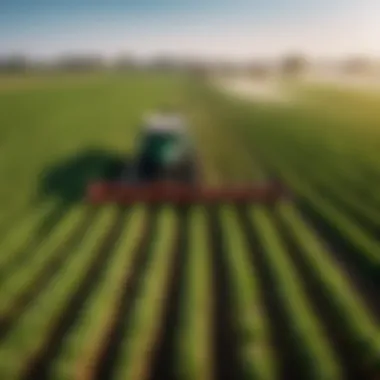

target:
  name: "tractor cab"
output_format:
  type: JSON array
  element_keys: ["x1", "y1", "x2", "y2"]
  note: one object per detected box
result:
[
  {"x1": 132, "y1": 112, "x2": 191, "y2": 182},
  {"x1": 140, "y1": 113, "x2": 186, "y2": 161}
]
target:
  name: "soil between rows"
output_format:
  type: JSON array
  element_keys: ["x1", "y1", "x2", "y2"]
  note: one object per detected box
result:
[
  {"x1": 21, "y1": 208, "x2": 127, "y2": 380},
  {"x1": 271, "y1": 208, "x2": 362, "y2": 379},
  {"x1": 297, "y1": 197, "x2": 380, "y2": 316},
  {"x1": 147, "y1": 206, "x2": 189, "y2": 380},
  {"x1": 0, "y1": 203, "x2": 379, "y2": 380},
  {"x1": 0, "y1": 208, "x2": 96, "y2": 341},
  {"x1": 237, "y1": 205, "x2": 304, "y2": 380},
  {"x1": 92, "y1": 206, "x2": 158, "y2": 380}
]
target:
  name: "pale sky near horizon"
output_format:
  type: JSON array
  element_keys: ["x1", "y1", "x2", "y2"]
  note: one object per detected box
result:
[{"x1": 0, "y1": 0, "x2": 379, "y2": 59}]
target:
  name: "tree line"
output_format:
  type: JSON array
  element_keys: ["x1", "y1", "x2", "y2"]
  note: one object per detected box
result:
[{"x1": 0, "y1": 53, "x2": 376, "y2": 76}]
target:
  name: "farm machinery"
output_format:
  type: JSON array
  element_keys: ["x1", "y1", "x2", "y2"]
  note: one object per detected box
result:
[{"x1": 87, "y1": 109, "x2": 287, "y2": 205}]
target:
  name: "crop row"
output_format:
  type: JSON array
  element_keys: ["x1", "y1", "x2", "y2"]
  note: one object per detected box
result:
[
  {"x1": 0, "y1": 202, "x2": 379, "y2": 380},
  {"x1": 213, "y1": 110, "x2": 380, "y2": 277}
]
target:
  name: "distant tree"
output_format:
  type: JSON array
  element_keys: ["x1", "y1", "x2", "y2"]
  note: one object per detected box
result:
[
  {"x1": 187, "y1": 62, "x2": 211, "y2": 78},
  {"x1": 281, "y1": 54, "x2": 309, "y2": 76},
  {"x1": 215, "y1": 61, "x2": 239, "y2": 76},
  {"x1": 113, "y1": 53, "x2": 137, "y2": 70},
  {"x1": 341, "y1": 57, "x2": 372, "y2": 74},
  {"x1": 147, "y1": 55, "x2": 180, "y2": 71},
  {"x1": 248, "y1": 62, "x2": 271, "y2": 78},
  {"x1": 0, "y1": 55, "x2": 29, "y2": 73},
  {"x1": 55, "y1": 54, "x2": 105, "y2": 72}
]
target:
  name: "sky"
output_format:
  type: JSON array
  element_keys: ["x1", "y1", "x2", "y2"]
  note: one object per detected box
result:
[{"x1": 0, "y1": 0, "x2": 379, "y2": 60}]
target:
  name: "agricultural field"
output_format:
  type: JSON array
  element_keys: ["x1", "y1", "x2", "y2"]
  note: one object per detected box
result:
[{"x1": 0, "y1": 71, "x2": 379, "y2": 380}]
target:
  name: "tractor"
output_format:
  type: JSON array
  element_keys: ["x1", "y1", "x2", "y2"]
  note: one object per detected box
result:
[
  {"x1": 125, "y1": 111, "x2": 198, "y2": 184},
  {"x1": 87, "y1": 108, "x2": 286, "y2": 204}
]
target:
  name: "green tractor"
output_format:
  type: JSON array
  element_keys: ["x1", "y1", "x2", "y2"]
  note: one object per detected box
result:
[
  {"x1": 125, "y1": 110, "x2": 199, "y2": 184},
  {"x1": 87, "y1": 109, "x2": 286, "y2": 205}
]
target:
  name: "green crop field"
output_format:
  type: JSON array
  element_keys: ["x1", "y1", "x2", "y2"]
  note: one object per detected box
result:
[{"x1": 0, "y1": 72, "x2": 379, "y2": 380}]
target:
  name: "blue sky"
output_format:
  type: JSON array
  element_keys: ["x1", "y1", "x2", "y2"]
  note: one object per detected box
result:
[{"x1": 0, "y1": 0, "x2": 379, "y2": 59}]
